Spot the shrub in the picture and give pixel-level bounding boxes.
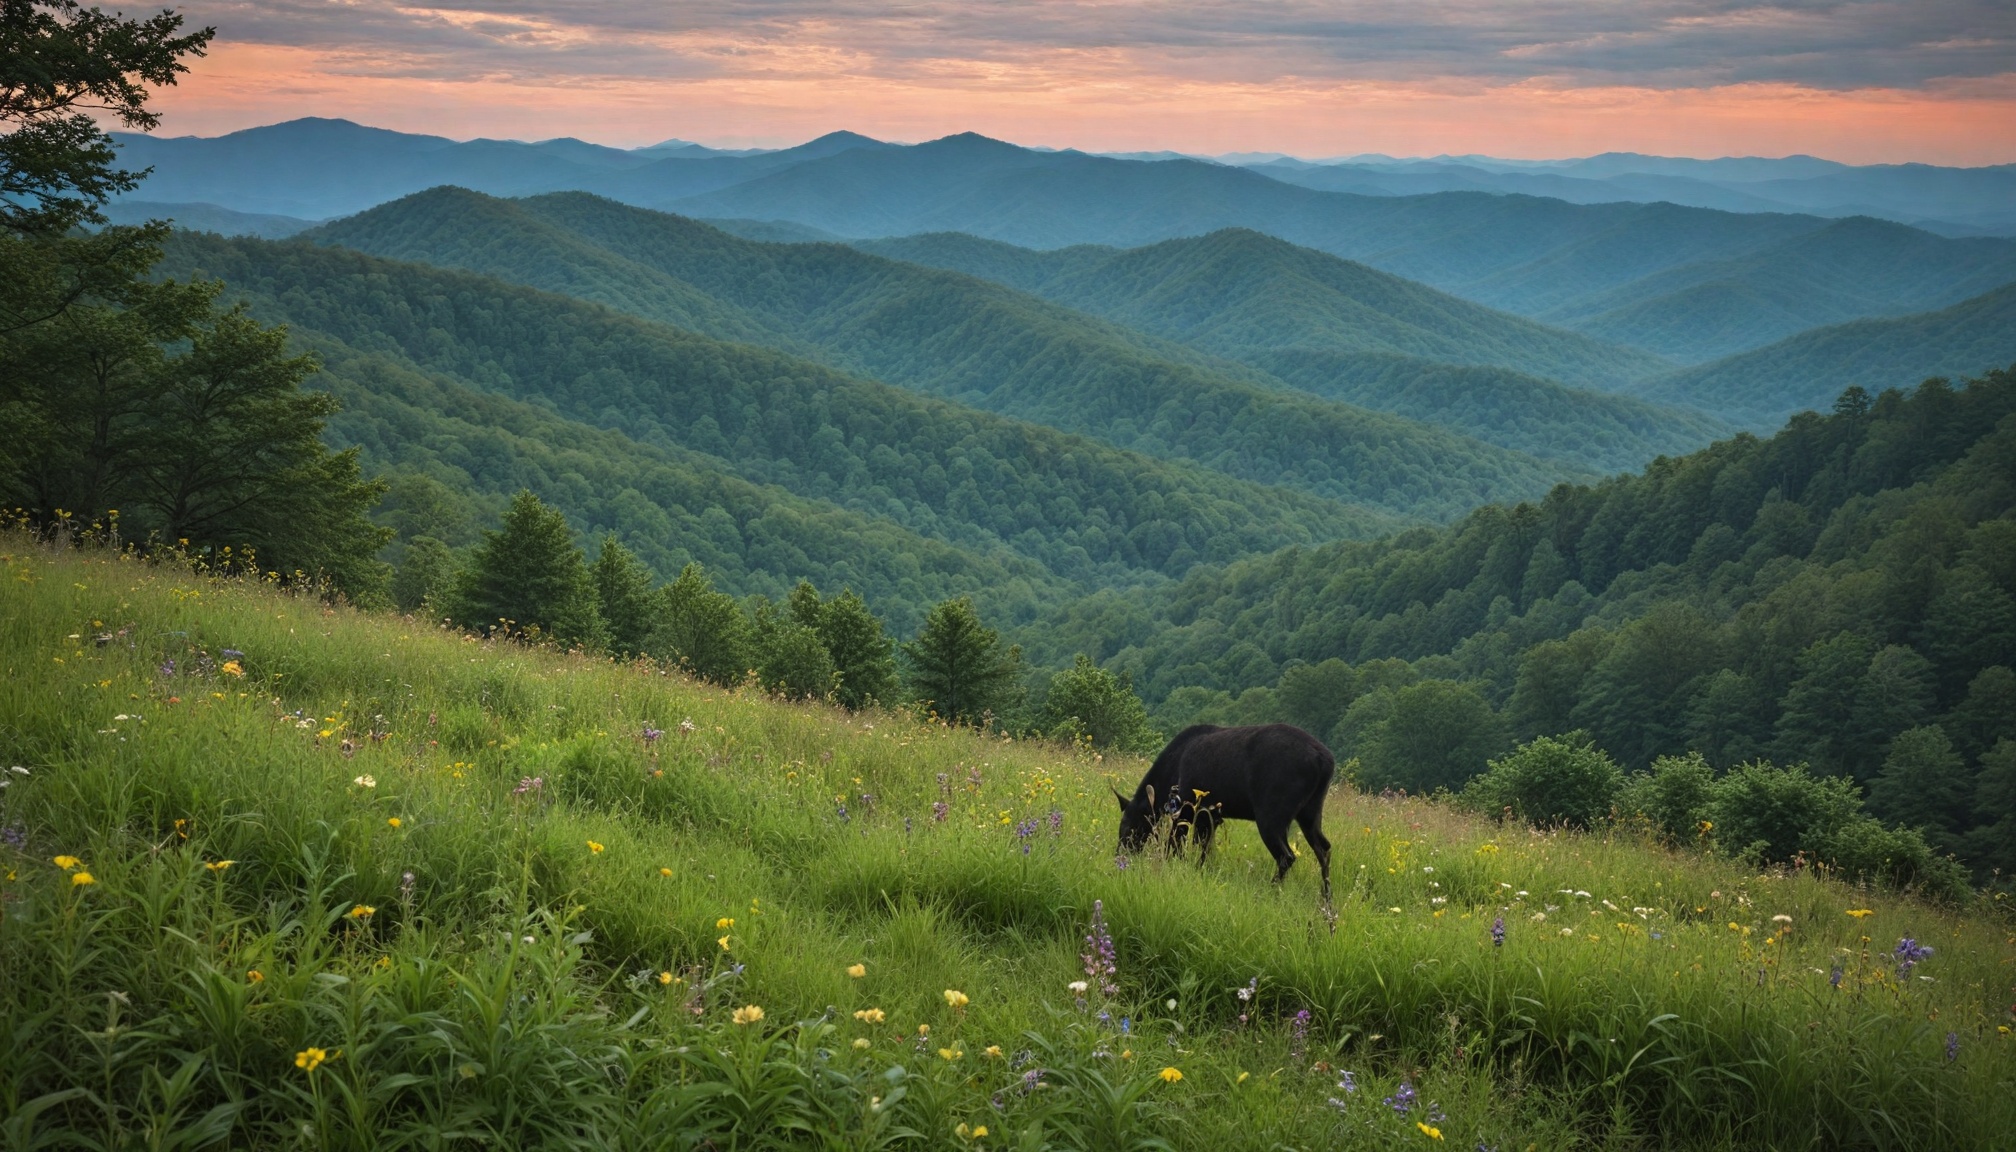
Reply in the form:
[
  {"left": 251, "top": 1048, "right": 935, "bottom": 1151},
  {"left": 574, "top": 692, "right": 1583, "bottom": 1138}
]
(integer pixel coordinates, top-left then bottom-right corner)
[
  {"left": 1615, "top": 752, "right": 1716, "bottom": 841},
  {"left": 1463, "top": 732, "right": 1622, "bottom": 828},
  {"left": 1701, "top": 759, "right": 1862, "bottom": 864}
]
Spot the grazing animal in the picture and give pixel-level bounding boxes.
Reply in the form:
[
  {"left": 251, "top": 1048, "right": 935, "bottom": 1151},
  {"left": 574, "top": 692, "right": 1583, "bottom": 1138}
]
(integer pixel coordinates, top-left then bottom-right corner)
[{"left": 1115, "top": 723, "right": 1335, "bottom": 898}]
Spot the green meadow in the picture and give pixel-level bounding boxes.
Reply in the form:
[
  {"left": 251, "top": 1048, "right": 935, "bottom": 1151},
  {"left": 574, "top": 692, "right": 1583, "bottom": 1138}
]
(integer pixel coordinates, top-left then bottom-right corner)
[{"left": 3, "top": 541, "right": 2012, "bottom": 1150}]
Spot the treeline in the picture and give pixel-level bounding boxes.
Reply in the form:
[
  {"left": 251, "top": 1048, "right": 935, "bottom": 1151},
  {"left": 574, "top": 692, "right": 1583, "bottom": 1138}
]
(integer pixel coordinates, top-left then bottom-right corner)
[
  {"left": 401, "top": 490, "right": 1160, "bottom": 752},
  {"left": 1044, "top": 369, "right": 2016, "bottom": 879}
]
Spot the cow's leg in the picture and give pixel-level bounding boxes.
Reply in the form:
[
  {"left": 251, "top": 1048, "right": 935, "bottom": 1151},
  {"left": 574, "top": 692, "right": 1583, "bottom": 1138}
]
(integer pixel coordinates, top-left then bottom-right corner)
[
  {"left": 1295, "top": 794, "right": 1333, "bottom": 903},
  {"left": 1258, "top": 820, "right": 1297, "bottom": 884},
  {"left": 1165, "top": 814, "right": 1189, "bottom": 858},
  {"left": 1193, "top": 809, "right": 1218, "bottom": 864}
]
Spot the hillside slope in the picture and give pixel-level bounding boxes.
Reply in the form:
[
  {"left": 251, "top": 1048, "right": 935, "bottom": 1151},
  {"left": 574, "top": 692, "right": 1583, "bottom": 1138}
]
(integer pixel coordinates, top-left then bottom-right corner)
[
  {"left": 1638, "top": 283, "right": 2016, "bottom": 425},
  {"left": 305, "top": 189, "right": 1581, "bottom": 519}
]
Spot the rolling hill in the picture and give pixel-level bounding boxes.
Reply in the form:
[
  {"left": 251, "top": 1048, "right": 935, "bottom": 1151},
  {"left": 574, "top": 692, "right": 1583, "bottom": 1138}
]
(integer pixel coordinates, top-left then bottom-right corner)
[
  {"left": 1545, "top": 217, "right": 2016, "bottom": 363},
  {"left": 304, "top": 188, "right": 1587, "bottom": 519},
  {"left": 1637, "top": 282, "right": 2016, "bottom": 425},
  {"left": 155, "top": 231, "right": 1395, "bottom": 629}
]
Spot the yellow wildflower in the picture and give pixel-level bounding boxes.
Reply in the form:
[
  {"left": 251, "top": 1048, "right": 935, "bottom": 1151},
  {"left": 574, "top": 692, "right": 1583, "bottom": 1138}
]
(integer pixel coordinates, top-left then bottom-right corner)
[
  {"left": 659, "top": 867, "right": 673, "bottom": 877},
  {"left": 847, "top": 963, "right": 866, "bottom": 978},
  {"left": 204, "top": 860, "right": 235, "bottom": 871},
  {"left": 387, "top": 817, "right": 401, "bottom": 829},
  {"left": 984, "top": 1045, "right": 1003, "bottom": 1058},
  {"left": 1158, "top": 1066, "right": 1183, "bottom": 1082},
  {"left": 349, "top": 904, "right": 375, "bottom": 919},
  {"left": 938, "top": 1047, "right": 962, "bottom": 1061},
  {"left": 294, "top": 1047, "right": 333, "bottom": 1073},
  {"left": 718, "top": 935, "right": 732, "bottom": 951},
  {"left": 943, "top": 988, "right": 969, "bottom": 1009},
  {"left": 247, "top": 969, "right": 263, "bottom": 983},
  {"left": 1237, "top": 1071, "right": 1250, "bottom": 1083},
  {"left": 71, "top": 872, "right": 95, "bottom": 887},
  {"left": 1846, "top": 909, "right": 1875, "bottom": 918},
  {"left": 221, "top": 660, "right": 244, "bottom": 678},
  {"left": 1417, "top": 1121, "right": 1443, "bottom": 1140},
  {"left": 853, "top": 1037, "right": 872, "bottom": 1049},
  {"left": 587, "top": 841, "right": 604, "bottom": 854},
  {"left": 52, "top": 855, "right": 81, "bottom": 871},
  {"left": 352, "top": 774, "right": 374, "bottom": 788},
  {"left": 917, "top": 1024, "right": 930, "bottom": 1037},
  {"left": 854, "top": 1008, "right": 886, "bottom": 1024},
  {"left": 658, "top": 971, "right": 674, "bottom": 985},
  {"left": 717, "top": 917, "right": 735, "bottom": 929},
  {"left": 972, "top": 1127, "right": 987, "bottom": 1139},
  {"left": 731, "top": 1004, "right": 765, "bottom": 1026}
]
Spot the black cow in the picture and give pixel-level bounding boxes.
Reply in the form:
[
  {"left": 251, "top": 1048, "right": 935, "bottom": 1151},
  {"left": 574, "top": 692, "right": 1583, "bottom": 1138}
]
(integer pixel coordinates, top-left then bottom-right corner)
[{"left": 1115, "top": 723, "right": 1335, "bottom": 898}]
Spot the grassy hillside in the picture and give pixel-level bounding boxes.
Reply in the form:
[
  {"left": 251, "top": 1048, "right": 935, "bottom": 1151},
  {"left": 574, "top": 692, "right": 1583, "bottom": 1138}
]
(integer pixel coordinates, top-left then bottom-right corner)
[
  {"left": 858, "top": 228, "right": 1669, "bottom": 390},
  {"left": 1639, "top": 283, "right": 2016, "bottom": 426},
  {"left": 4, "top": 542, "right": 2012, "bottom": 1149},
  {"left": 301, "top": 189, "right": 1580, "bottom": 519},
  {"left": 1548, "top": 217, "right": 2016, "bottom": 363}
]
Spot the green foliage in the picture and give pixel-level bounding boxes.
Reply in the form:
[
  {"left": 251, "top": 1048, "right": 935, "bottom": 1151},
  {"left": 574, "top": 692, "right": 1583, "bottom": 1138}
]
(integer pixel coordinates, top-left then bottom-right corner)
[
  {"left": 1040, "top": 655, "right": 1159, "bottom": 754},
  {"left": 1702, "top": 760, "right": 1866, "bottom": 866},
  {"left": 751, "top": 597, "right": 837, "bottom": 702},
  {"left": 591, "top": 534, "right": 657, "bottom": 658},
  {"left": 1867, "top": 726, "right": 1972, "bottom": 849},
  {"left": 1353, "top": 680, "right": 1507, "bottom": 794},
  {"left": 1615, "top": 752, "right": 1718, "bottom": 841},
  {"left": 448, "top": 490, "right": 607, "bottom": 648},
  {"left": 650, "top": 562, "right": 751, "bottom": 687},
  {"left": 1464, "top": 732, "right": 1623, "bottom": 829},
  {"left": 389, "top": 534, "right": 455, "bottom": 614},
  {"left": 796, "top": 583, "right": 897, "bottom": 710},
  {"left": 903, "top": 596, "right": 1023, "bottom": 727}
]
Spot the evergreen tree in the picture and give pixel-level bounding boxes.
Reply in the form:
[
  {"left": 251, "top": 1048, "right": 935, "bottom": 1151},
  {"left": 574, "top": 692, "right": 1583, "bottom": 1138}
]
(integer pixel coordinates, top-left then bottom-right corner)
[
  {"left": 449, "top": 491, "right": 607, "bottom": 648},
  {"left": 1922, "top": 566, "right": 2016, "bottom": 695},
  {"left": 1040, "top": 654, "right": 1159, "bottom": 753},
  {"left": 751, "top": 596, "right": 836, "bottom": 701},
  {"left": 391, "top": 536, "right": 457, "bottom": 615},
  {"left": 1868, "top": 725, "right": 1972, "bottom": 849},
  {"left": 903, "top": 596, "right": 1022, "bottom": 727},
  {"left": 592, "top": 535, "right": 657, "bottom": 658},
  {"left": 814, "top": 588, "right": 898, "bottom": 710},
  {"left": 650, "top": 563, "right": 749, "bottom": 687}
]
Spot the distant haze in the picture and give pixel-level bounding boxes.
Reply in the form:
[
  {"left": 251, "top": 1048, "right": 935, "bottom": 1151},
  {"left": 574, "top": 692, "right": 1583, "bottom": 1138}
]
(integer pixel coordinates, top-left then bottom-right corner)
[{"left": 155, "top": 2, "right": 2016, "bottom": 165}]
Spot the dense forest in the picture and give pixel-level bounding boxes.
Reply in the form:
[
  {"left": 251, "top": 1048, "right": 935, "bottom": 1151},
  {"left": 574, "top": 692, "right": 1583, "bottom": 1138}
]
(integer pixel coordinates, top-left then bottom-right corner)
[{"left": 1022, "top": 370, "right": 2016, "bottom": 873}]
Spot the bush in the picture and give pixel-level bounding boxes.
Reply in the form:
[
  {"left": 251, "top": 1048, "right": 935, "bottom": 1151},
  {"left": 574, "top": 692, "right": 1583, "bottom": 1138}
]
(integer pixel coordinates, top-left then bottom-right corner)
[
  {"left": 1701, "top": 759, "right": 1862, "bottom": 864},
  {"left": 1463, "top": 732, "right": 1622, "bottom": 829},
  {"left": 1615, "top": 752, "right": 1717, "bottom": 841},
  {"left": 1040, "top": 654, "right": 1160, "bottom": 754},
  {"left": 1813, "top": 816, "right": 1973, "bottom": 902}
]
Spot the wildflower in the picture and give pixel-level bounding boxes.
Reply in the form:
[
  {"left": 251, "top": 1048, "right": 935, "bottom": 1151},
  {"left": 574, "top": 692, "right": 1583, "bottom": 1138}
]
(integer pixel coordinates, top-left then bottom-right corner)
[
  {"left": 247, "top": 969, "right": 263, "bottom": 982},
  {"left": 1846, "top": 909, "right": 1874, "bottom": 918},
  {"left": 71, "top": 872, "right": 96, "bottom": 886},
  {"left": 718, "top": 935, "right": 732, "bottom": 951},
  {"left": 1895, "top": 937, "right": 1934, "bottom": 979},
  {"left": 932, "top": 800, "right": 950, "bottom": 822},
  {"left": 1049, "top": 810, "right": 1064, "bottom": 834},
  {"left": 1491, "top": 916, "right": 1506, "bottom": 947},
  {"left": 1946, "top": 1031, "right": 1959, "bottom": 1062},
  {"left": 659, "top": 867, "right": 673, "bottom": 877},
  {"left": 1015, "top": 818, "right": 1038, "bottom": 853},
  {"left": 295, "top": 1047, "right": 334, "bottom": 1072},
  {"left": 349, "top": 904, "right": 374, "bottom": 919},
  {"left": 353, "top": 775, "right": 375, "bottom": 789},
  {"left": 1114, "top": 853, "right": 1129, "bottom": 870},
  {"left": 836, "top": 801, "right": 848, "bottom": 822},
  {"left": 1385, "top": 1081, "right": 1417, "bottom": 1114},
  {"left": 1290, "top": 1009, "right": 1311, "bottom": 1061},
  {"left": 945, "top": 989, "right": 970, "bottom": 1009},
  {"left": 853, "top": 1038, "right": 872, "bottom": 1049},
  {"left": 53, "top": 855, "right": 81, "bottom": 870},
  {"left": 587, "top": 841, "right": 605, "bottom": 854},
  {"left": 642, "top": 723, "right": 663, "bottom": 744},
  {"left": 387, "top": 817, "right": 401, "bottom": 828},
  {"left": 1082, "top": 899, "right": 1119, "bottom": 997},
  {"left": 1829, "top": 961, "right": 1844, "bottom": 988},
  {"left": 1417, "top": 1121, "right": 1443, "bottom": 1140},
  {"left": 1069, "top": 979, "right": 1089, "bottom": 995},
  {"left": 731, "top": 1005, "right": 765, "bottom": 1025},
  {"left": 985, "top": 1045, "right": 1003, "bottom": 1058},
  {"left": 917, "top": 1024, "right": 930, "bottom": 1036},
  {"left": 678, "top": 718, "right": 696, "bottom": 734},
  {"left": 1158, "top": 1066, "right": 1183, "bottom": 1082},
  {"left": 717, "top": 917, "right": 736, "bottom": 929},
  {"left": 221, "top": 660, "right": 244, "bottom": 678},
  {"left": 1772, "top": 914, "right": 1792, "bottom": 926},
  {"left": 204, "top": 860, "right": 235, "bottom": 872},
  {"left": 512, "top": 776, "right": 544, "bottom": 796},
  {"left": 848, "top": 963, "right": 867, "bottom": 978},
  {"left": 939, "top": 1047, "right": 963, "bottom": 1061},
  {"left": 854, "top": 1008, "right": 886, "bottom": 1024}
]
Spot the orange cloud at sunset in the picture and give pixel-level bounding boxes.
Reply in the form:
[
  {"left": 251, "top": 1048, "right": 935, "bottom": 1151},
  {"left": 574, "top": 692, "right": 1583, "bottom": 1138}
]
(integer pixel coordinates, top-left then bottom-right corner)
[{"left": 145, "top": 2, "right": 2016, "bottom": 163}]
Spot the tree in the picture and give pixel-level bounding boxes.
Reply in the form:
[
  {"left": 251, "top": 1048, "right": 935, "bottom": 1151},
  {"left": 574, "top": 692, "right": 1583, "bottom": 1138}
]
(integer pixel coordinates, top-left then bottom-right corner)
[
  {"left": 449, "top": 491, "right": 607, "bottom": 648},
  {"left": 1681, "top": 669, "right": 1772, "bottom": 769},
  {"left": 391, "top": 536, "right": 457, "bottom": 615},
  {"left": 592, "top": 535, "right": 657, "bottom": 658},
  {"left": 1774, "top": 632, "right": 1879, "bottom": 779},
  {"left": 1967, "top": 739, "right": 2016, "bottom": 875},
  {"left": 903, "top": 596, "right": 1022, "bottom": 727},
  {"left": 1507, "top": 629, "right": 1607, "bottom": 739},
  {"left": 1946, "top": 666, "right": 2016, "bottom": 763},
  {"left": 1616, "top": 752, "right": 1717, "bottom": 841},
  {"left": 1465, "top": 732, "right": 1623, "bottom": 829},
  {"left": 649, "top": 563, "right": 749, "bottom": 687},
  {"left": 1041, "top": 654, "right": 1159, "bottom": 753},
  {"left": 810, "top": 587, "right": 898, "bottom": 710},
  {"left": 1867, "top": 725, "right": 1971, "bottom": 850},
  {"left": 1359, "top": 680, "right": 1507, "bottom": 794},
  {"left": 751, "top": 596, "right": 835, "bottom": 701},
  {"left": 1275, "top": 659, "right": 1358, "bottom": 743}
]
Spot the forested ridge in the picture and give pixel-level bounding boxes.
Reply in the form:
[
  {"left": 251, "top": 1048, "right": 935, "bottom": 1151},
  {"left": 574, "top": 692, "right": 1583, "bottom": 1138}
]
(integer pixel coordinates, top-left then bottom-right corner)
[
  {"left": 304, "top": 188, "right": 1592, "bottom": 519},
  {"left": 1026, "top": 369, "right": 2016, "bottom": 871},
  {"left": 154, "top": 231, "right": 1387, "bottom": 629}
]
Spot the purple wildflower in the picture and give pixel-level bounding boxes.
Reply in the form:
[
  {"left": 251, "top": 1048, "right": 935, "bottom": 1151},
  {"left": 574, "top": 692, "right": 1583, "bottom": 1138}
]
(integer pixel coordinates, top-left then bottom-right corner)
[
  {"left": 1120, "top": 1016, "right": 1130, "bottom": 1035},
  {"left": 1491, "top": 916, "right": 1506, "bottom": 948},
  {"left": 221, "top": 648, "right": 244, "bottom": 661},
  {"left": 511, "top": 776, "right": 544, "bottom": 796},
  {"left": 642, "top": 723, "right": 663, "bottom": 744},
  {"left": 1895, "top": 937, "right": 1934, "bottom": 979},
  {"left": 836, "top": 802, "right": 849, "bottom": 823},
  {"left": 1015, "top": 818, "right": 1039, "bottom": 854},
  {"left": 1829, "top": 961, "right": 1844, "bottom": 988},
  {"left": 1290, "top": 1008, "right": 1311, "bottom": 1062},
  {"left": 1946, "top": 1031, "right": 1960, "bottom": 1062},
  {"left": 1082, "top": 899, "right": 1119, "bottom": 997},
  {"left": 157, "top": 658, "right": 176, "bottom": 677},
  {"left": 932, "top": 801, "right": 949, "bottom": 823},
  {"left": 0, "top": 821, "right": 25, "bottom": 850},
  {"left": 1384, "top": 1081, "right": 1416, "bottom": 1115},
  {"left": 1049, "top": 809, "right": 1063, "bottom": 835},
  {"left": 937, "top": 772, "right": 951, "bottom": 796},
  {"left": 1020, "top": 1067, "right": 1044, "bottom": 1093},
  {"left": 1114, "top": 854, "right": 1129, "bottom": 871}
]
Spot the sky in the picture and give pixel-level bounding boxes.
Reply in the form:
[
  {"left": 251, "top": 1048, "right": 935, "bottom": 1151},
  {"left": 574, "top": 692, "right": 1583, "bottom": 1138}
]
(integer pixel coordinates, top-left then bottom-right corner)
[{"left": 147, "top": 1, "right": 2016, "bottom": 164}]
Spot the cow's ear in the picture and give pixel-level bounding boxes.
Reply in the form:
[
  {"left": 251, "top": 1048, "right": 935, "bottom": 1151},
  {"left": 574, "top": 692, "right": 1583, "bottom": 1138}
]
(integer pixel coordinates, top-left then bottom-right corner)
[{"left": 1111, "top": 785, "right": 1127, "bottom": 810}]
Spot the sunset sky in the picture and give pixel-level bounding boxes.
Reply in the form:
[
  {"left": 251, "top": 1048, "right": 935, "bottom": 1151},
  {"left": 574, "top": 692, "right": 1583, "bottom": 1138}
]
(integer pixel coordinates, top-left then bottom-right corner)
[{"left": 149, "top": 1, "right": 2016, "bottom": 164}]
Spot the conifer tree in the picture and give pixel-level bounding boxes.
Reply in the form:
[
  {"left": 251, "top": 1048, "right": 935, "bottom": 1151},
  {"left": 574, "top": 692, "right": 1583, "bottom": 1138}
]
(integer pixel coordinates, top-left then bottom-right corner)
[
  {"left": 592, "top": 535, "right": 656, "bottom": 658},
  {"left": 449, "top": 491, "right": 607, "bottom": 648},
  {"left": 650, "top": 563, "right": 749, "bottom": 687},
  {"left": 796, "top": 583, "right": 897, "bottom": 710},
  {"left": 902, "top": 596, "right": 1022, "bottom": 727}
]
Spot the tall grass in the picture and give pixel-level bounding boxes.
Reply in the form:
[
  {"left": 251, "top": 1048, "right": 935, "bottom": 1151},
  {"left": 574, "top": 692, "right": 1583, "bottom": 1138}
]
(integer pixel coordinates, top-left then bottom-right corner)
[{"left": 2, "top": 540, "right": 2012, "bottom": 1149}]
